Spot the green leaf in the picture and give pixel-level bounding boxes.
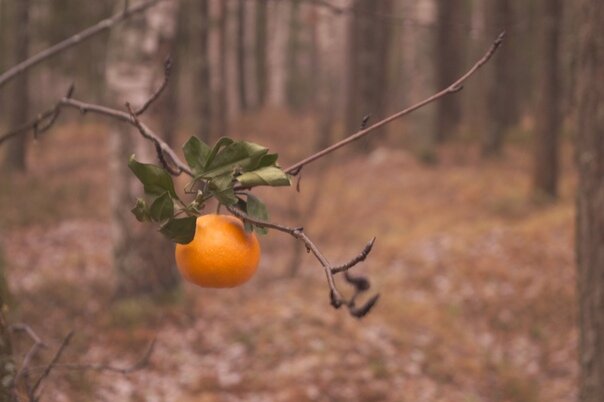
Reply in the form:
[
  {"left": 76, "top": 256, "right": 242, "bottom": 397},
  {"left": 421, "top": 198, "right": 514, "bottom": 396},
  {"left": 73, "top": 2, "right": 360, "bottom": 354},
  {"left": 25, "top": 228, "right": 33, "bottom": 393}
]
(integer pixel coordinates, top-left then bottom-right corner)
[
  {"left": 208, "top": 173, "right": 237, "bottom": 206},
  {"left": 201, "top": 141, "right": 269, "bottom": 179},
  {"left": 237, "top": 166, "right": 291, "bottom": 188},
  {"left": 128, "top": 156, "right": 177, "bottom": 197},
  {"left": 203, "top": 137, "right": 235, "bottom": 170},
  {"left": 182, "top": 136, "right": 211, "bottom": 174},
  {"left": 160, "top": 216, "right": 197, "bottom": 244},
  {"left": 149, "top": 192, "right": 174, "bottom": 222},
  {"left": 246, "top": 194, "right": 269, "bottom": 235},
  {"left": 257, "top": 153, "right": 279, "bottom": 168},
  {"left": 131, "top": 198, "right": 150, "bottom": 222}
]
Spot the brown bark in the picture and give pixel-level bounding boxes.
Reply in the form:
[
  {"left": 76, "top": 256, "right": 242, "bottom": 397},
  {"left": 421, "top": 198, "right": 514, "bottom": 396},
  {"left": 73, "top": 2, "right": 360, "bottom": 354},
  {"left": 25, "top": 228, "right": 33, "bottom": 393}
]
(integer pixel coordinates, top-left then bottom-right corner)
[
  {"left": 533, "top": 0, "right": 562, "bottom": 197},
  {"left": 434, "top": 0, "right": 465, "bottom": 143},
  {"left": 577, "top": 0, "right": 604, "bottom": 400},
  {"left": 255, "top": 0, "right": 268, "bottom": 108},
  {"left": 0, "top": 251, "right": 15, "bottom": 402},
  {"left": 216, "top": 1, "right": 228, "bottom": 136},
  {"left": 236, "top": 0, "right": 248, "bottom": 112},
  {"left": 161, "top": 0, "right": 189, "bottom": 149},
  {"left": 285, "top": 0, "right": 302, "bottom": 111},
  {"left": 483, "top": 0, "right": 517, "bottom": 156},
  {"left": 106, "top": 1, "right": 180, "bottom": 298},
  {"left": 345, "top": 0, "right": 393, "bottom": 148},
  {"left": 197, "top": 0, "right": 212, "bottom": 143},
  {"left": 2, "top": 0, "right": 29, "bottom": 172}
]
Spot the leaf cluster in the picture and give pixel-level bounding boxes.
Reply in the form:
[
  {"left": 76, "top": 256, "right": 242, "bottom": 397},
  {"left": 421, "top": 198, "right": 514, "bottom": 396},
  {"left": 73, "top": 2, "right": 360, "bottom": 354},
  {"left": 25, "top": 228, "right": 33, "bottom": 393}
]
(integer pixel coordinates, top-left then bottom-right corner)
[{"left": 129, "top": 136, "right": 291, "bottom": 243}]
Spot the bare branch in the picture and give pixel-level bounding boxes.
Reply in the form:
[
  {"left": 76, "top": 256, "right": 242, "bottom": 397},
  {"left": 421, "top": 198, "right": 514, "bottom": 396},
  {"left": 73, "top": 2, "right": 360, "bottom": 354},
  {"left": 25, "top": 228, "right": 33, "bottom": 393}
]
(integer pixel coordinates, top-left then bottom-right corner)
[
  {"left": 284, "top": 32, "right": 506, "bottom": 175},
  {"left": 226, "top": 205, "right": 379, "bottom": 316},
  {"left": 49, "top": 338, "right": 156, "bottom": 375},
  {"left": 331, "top": 237, "right": 376, "bottom": 274},
  {"left": 0, "top": 0, "right": 165, "bottom": 90},
  {"left": 0, "top": 33, "right": 504, "bottom": 317},
  {"left": 134, "top": 57, "right": 173, "bottom": 116},
  {"left": 30, "top": 331, "right": 74, "bottom": 400},
  {"left": 10, "top": 324, "right": 47, "bottom": 386}
]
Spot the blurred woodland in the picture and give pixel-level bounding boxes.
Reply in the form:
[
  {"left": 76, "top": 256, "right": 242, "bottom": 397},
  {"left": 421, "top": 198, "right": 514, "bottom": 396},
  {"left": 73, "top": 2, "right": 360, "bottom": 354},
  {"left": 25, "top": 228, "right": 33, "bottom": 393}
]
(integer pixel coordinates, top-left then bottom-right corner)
[{"left": 0, "top": 0, "right": 602, "bottom": 401}]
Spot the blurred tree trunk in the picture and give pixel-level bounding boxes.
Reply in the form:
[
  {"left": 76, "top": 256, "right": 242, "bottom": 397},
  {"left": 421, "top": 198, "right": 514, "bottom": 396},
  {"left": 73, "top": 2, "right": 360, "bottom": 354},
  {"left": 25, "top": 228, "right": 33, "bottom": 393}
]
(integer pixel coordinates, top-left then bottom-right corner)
[
  {"left": 197, "top": 0, "right": 212, "bottom": 143},
  {"left": 345, "top": 0, "right": 393, "bottom": 148},
  {"left": 161, "top": 0, "right": 189, "bottom": 149},
  {"left": 255, "top": 0, "right": 268, "bottom": 109},
  {"left": 285, "top": 0, "right": 302, "bottom": 111},
  {"left": 577, "top": 0, "right": 604, "bottom": 400},
  {"left": 106, "top": 1, "right": 180, "bottom": 298},
  {"left": 236, "top": 0, "right": 248, "bottom": 112},
  {"left": 533, "top": 0, "right": 562, "bottom": 198},
  {"left": 434, "top": 0, "right": 465, "bottom": 143},
  {"left": 0, "top": 250, "right": 15, "bottom": 402},
  {"left": 2, "top": 0, "right": 30, "bottom": 172},
  {"left": 216, "top": 1, "right": 228, "bottom": 136},
  {"left": 482, "top": 0, "right": 517, "bottom": 157}
]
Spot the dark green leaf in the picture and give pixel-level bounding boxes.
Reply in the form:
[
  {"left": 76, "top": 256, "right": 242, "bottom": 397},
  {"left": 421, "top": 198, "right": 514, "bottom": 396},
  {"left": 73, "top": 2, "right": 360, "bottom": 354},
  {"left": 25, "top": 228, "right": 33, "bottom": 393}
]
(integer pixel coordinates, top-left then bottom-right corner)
[
  {"left": 159, "top": 216, "right": 197, "bottom": 244},
  {"left": 208, "top": 173, "right": 237, "bottom": 206},
  {"left": 247, "top": 194, "right": 269, "bottom": 235},
  {"left": 237, "top": 166, "right": 291, "bottom": 188},
  {"left": 128, "top": 156, "right": 177, "bottom": 197},
  {"left": 203, "top": 137, "right": 235, "bottom": 170},
  {"left": 257, "top": 153, "right": 279, "bottom": 168},
  {"left": 149, "top": 192, "right": 174, "bottom": 222},
  {"left": 182, "top": 136, "right": 211, "bottom": 174},
  {"left": 201, "top": 141, "right": 269, "bottom": 179},
  {"left": 131, "top": 198, "right": 150, "bottom": 222}
]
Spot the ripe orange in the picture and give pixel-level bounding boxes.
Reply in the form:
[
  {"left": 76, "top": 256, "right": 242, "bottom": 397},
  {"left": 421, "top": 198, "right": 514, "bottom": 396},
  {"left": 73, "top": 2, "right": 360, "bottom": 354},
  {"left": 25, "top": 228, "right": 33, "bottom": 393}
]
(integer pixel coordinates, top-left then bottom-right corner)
[{"left": 175, "top": 214, "right": 261, "bottom": 288}]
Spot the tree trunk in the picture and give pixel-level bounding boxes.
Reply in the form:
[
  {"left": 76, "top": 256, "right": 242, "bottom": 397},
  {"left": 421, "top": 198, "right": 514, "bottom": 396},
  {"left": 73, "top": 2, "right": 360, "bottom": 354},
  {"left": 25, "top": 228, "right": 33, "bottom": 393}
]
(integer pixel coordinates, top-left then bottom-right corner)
[
  {"left": 533, "top": 0, "right": 562, "bottom": 198},
  {"left": 344, "top": 0, "right": 393, "bottom": 148},
  {"left": 2, "top": 0, "right": 29, "bottom": 172},
  {"left": 161, "top": 0, "right": 189, "bottom": 149},
  {"left": 482, "top": 0, "right": 517, "bottom": 157},
  {"left": 285, "top": 0, "right": 302, "bottom": 111},
  {"left": 434, "top": 0, "right": 465, "bottom": 143},
  {"left": 255, "top": 0, "right": 268, "bottom": 109},
  {"left": 105, "top": 1, "right": 181, "bottom": 298},
  {"left": 236, "top": 0, "right": 248, "bottom": 112},
  {"left": 216, "top": 1, "right": 229, "bottom": 136},
  {"left": 197, "top": 0, "right": 212, "bottom": 143},
  {"left": 577, "top": 0, "right": 604, "bottom": 400},
  {"left": 0, "top": 250, "right": 15, "bottom": 402}
]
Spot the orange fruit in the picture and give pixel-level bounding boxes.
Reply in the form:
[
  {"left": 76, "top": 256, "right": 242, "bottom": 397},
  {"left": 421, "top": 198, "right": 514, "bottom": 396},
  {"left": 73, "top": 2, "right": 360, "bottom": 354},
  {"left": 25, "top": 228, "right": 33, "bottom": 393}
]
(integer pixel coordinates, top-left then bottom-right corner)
[{"left": 175, "top": 214, "right": 261, "bottom": 288}]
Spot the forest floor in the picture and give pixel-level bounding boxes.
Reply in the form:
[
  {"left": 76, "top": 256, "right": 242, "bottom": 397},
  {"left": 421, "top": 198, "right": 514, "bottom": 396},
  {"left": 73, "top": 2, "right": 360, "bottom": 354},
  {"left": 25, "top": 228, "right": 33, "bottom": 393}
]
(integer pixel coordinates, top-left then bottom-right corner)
[{"left": 0, "top": 112, "right": 576, "bottom": 402}]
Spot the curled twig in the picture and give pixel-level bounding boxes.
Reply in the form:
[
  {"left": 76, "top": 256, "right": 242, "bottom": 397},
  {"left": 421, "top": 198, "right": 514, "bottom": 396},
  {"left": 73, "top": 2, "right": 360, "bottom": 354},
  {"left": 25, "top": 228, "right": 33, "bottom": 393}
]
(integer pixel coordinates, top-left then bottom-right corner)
[{"left": 226, "top": 204, "right": 379, "bottom": 316}]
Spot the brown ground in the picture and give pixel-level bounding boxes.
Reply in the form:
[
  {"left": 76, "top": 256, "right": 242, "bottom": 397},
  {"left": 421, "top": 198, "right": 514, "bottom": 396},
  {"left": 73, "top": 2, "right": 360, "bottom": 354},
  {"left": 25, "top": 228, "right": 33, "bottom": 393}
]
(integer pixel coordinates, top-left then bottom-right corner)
[{"left": 0, "top": 112, "right": 576, "bottom": 401}]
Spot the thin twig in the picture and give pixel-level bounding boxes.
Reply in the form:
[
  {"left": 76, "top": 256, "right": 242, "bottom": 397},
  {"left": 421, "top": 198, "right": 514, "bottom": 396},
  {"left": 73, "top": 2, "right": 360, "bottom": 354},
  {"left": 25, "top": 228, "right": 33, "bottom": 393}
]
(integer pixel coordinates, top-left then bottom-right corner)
[
  {"left": 0, "top": 0, "right": 164, "bottom": 90},
  {"left": 227, "top": 205, "right": 379, "bottom": 315},
  {"left": 134, "top": 57, "right": 172, "bottom": 116},
  {"left": 30, "top": 331, "right": 74, "bottom": 400},
  {"left": 284, "top": 32, "right": 506, "bottom": 175},
  {"left": 331, "top": 237, "right": 376, "bottom": 274},
  {"left": 48, "top": 338, "right": 156, "bottom": 375},
  {"left": 10, "top": 324, "right": 47, "bottom": 385}
]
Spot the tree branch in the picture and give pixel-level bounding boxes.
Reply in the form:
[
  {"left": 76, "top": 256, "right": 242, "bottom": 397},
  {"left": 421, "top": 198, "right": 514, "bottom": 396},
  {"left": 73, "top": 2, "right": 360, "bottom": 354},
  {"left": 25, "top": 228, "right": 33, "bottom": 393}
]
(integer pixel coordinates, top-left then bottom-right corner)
[
  {"left": 284, "top": 32, "right": 506, "bottom": 175},
  {"left": 0, "top": 0, "right": 164, "bottom": 90},
  {"left": 42, "top": 338, "right": 156, "bottom": 376},
  {"left": 0, "top": 32, "right": 504, "bottom": 318},
  {"left": 226, "top": 205, "right": 379, "bottom": 316},
  {"left": 29, "top": 331, "right": 74, "bottom": 400}
]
